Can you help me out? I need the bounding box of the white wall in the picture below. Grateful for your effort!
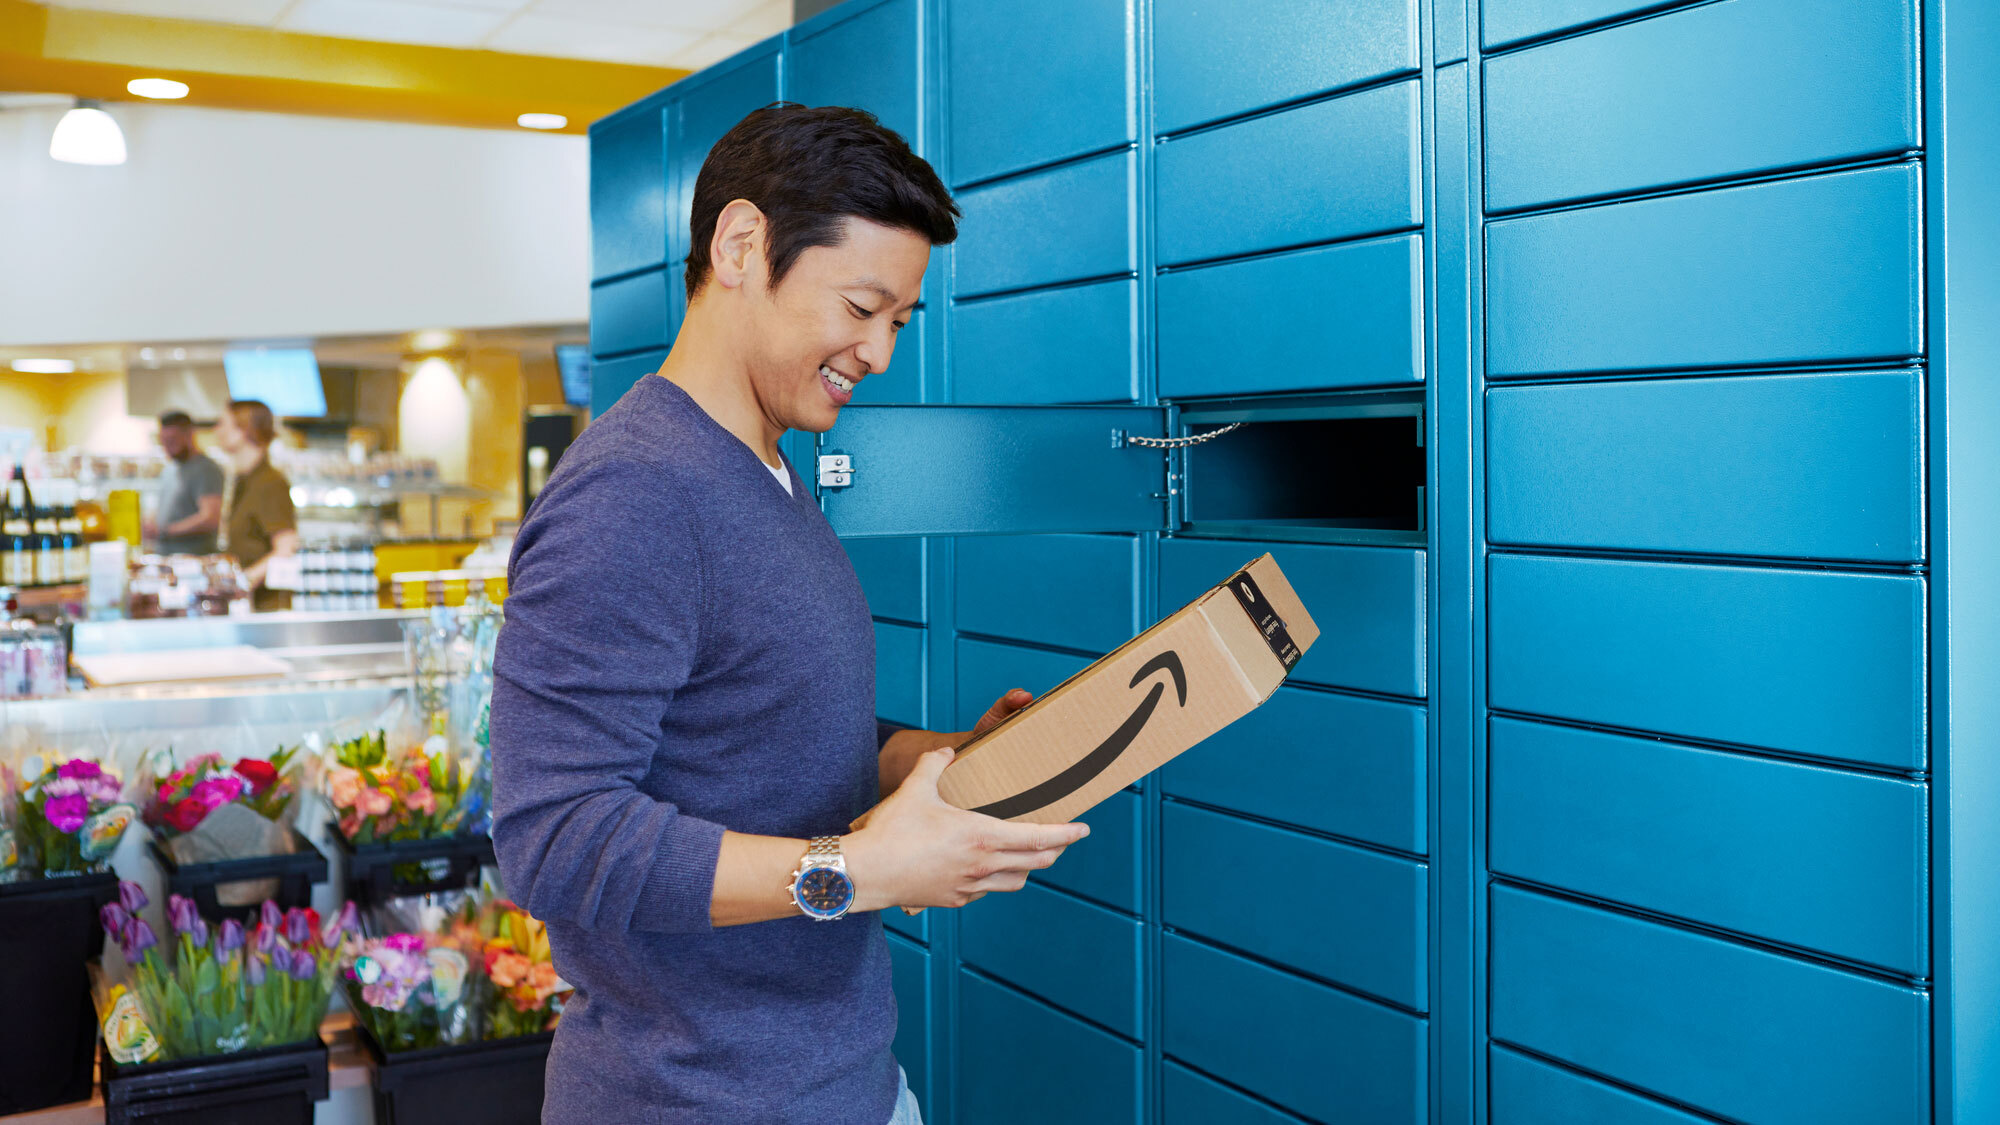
[0,103,589,347]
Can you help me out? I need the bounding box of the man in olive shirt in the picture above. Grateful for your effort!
[215,399,298,611]
[147,411,224,555]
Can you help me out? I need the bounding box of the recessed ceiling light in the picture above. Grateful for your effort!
[127,78,189,100]
[12,358,76,374]
[517,113,567,131]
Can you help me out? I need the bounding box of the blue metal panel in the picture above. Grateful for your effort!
[816,404,1167,538]
[1161,1063,1301,1125]
[1151,0,1418,134]
[953,280,1137,404]
[1486,164,1923,376]
[1489,717,1928,975]
[1487,371,1926,563]
[587,350,664,417]
[857,304,925,405]
[672,48,782,259]
[1162,803,1428,1011]
[1162,934,1427,1122]
[1039,786,1142,912]
[589,270,671,357]
[883,899,927,942]
[874,621,925,727]
[956,971,1141,1125]
[1490,1046,1712,1125]
[955,535,1138,654]
[1157,235,1424,398]
[1162,685,1427,854]
[953,151,1135,298]
[888,934,930,1113]
[1482,0,1697,51]
[944,0,1132,186]
[1484,0,1918,211]
[787,0,920,146]
[954,636,1090,727]
[1489,554,1926,769]
[959,881,1143,1037]
[1158,539,1428,698]
[589,105,667,280]
[1489,886,1930,1124]
[1156,80,1423,266]
[846,537,925,623]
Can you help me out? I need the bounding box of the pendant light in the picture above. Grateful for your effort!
[49,99,126,166]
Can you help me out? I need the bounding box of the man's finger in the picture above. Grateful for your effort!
[901,745,955,791]
[973,688,1033,734]
[985,846,1067,871]
[990,820,1090,850]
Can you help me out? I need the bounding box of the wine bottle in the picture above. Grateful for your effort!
[59,480,86,584]
[2,473,35,588]
[32,484,61,587]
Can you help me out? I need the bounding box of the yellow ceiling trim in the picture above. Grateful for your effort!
[0,0,689,134]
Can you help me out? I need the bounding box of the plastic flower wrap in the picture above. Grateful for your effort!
[343,931,476,1051]
[16,754,135,877]
[91,883,356,1064]
[326,729,475,844]
[143,746,302,838]
[475,900,569,1039]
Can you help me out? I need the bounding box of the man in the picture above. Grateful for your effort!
[490,105,1087,1125]
[212,399,297,611]
[145,410,224,555]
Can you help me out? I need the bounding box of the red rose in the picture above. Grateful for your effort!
[232,759,279,796]
[166,796,208,833]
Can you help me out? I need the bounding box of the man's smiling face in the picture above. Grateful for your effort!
[743,216,929,436]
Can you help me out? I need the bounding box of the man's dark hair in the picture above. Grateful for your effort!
[685,103,959,301]
[158,410,194,429]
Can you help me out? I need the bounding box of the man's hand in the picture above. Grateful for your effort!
[876,688,1034,795]
[845,745,1087,912]
[970,688,1033,737]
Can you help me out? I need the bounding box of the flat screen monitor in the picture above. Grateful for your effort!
[555,344,591,408]
[222,348,327,417]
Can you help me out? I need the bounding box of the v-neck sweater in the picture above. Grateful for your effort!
[490,374,897,1124]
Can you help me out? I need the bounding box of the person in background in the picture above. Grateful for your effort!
[214,399,297,611]
[144,410,224,555]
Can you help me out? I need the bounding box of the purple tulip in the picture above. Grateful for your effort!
[122,917,157,962]
[252,921,277,955]
[118,881,148,914]
[216,918,244,954]
[246,952,266,987]
[167,894,199,936]
[288,948,317,981]
[282,907,312,947]
[260,900,282,931]
[322,900,359,946]
[100,902,130,939]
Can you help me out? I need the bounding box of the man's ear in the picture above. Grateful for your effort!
[710,199,766,293]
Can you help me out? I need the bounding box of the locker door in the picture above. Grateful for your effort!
[813,405,1169,537]
[672,47,782,262]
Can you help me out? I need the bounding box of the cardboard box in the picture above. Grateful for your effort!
[860,553,1317,830]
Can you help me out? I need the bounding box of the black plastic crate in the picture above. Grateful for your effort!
[0,872,118,1113]
[101,1036,329,1125]
[358,1021,552,1125]
[329,828,495,905]
[147,828,329,924]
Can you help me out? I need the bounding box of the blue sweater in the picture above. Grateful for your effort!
[490,375,898,1124]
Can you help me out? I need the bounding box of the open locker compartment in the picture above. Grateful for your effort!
[811,388,1425,547]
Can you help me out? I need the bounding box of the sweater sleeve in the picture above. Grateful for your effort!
[489,456,726,935]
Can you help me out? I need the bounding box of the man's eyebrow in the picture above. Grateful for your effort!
[845,277,918,313]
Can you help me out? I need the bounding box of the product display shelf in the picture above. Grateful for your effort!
[99,1035,328,1125]
[146,827,329,924]
[0,873,120,1115]
[329,828,495,905]
[356,1021,553,1125]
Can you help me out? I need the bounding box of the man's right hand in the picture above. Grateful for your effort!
[844,746,1088,912]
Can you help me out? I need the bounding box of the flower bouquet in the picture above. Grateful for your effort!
[326,730,473,844]
[474,901,569,1040]
[93,882,356,1065]
[14,755,135,878]
[343,932,476,1052]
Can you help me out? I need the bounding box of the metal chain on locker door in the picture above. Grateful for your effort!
[1123,422,1246,448]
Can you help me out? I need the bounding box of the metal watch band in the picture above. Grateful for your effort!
[786,836,852,921]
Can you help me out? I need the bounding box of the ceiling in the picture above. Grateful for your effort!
[37,0,794,71]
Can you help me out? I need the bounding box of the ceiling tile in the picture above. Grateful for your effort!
[281,0,512,46]
[42,0,293,25]
[728,0,791,40]
[524,0,762,33]
[483,13,701,65]
[663,32,756,71]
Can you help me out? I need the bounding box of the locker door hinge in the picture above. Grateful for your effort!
[817,453,852,489]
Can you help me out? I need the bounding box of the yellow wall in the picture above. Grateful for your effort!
[0,359,152,456]
[393,349,521,538]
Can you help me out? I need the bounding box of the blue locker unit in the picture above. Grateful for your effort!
[587,0,2000,1120]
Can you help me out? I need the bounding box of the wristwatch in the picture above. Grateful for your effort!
[788,836,855,921]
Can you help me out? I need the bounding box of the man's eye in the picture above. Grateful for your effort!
[846,300,873,319]
[891,319,906,333]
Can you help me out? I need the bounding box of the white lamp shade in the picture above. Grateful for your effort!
[49,105,126,166]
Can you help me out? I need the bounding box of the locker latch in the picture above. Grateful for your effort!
[817,454,852,489]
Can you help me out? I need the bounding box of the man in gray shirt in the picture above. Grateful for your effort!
[147,411,224,555]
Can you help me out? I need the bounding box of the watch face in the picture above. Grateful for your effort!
[797,866,854,917]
